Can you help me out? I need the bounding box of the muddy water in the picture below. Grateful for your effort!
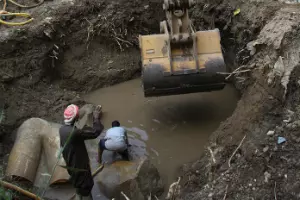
[85,78,239,185]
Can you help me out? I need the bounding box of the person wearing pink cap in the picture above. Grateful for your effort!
[59,104,103,200]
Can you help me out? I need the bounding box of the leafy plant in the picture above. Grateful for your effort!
[0,187,13,200]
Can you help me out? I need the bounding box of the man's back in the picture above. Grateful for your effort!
[104,127,127,151]
[59,125,90,173]
[59,119,103,196]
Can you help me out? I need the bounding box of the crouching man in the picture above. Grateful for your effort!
[98,120,130,164]
[59,104,104,200]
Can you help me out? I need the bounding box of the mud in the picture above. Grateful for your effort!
[85,78,239,185]
[1,0,300,199]
[179,1,300,200]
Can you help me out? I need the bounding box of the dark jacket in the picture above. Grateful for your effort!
[59,117,104,196]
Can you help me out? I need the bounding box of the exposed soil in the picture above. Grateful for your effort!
[1,0,300,199]
[0,0,163,147]
[179,1,300,200]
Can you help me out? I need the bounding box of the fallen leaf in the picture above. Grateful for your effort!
[234,8,241,16]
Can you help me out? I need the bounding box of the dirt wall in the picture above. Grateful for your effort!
[0,0,163,147]
[179,1,300,200]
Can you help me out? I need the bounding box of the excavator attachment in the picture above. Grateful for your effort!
[139,0,226,97]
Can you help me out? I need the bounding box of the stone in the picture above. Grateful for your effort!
[283,118,292,123]
[267,130,275,136]
[264,171,271,183]
[263,146,269,152]
[95,158,164,200]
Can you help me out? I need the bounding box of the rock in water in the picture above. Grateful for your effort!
[95,158,164,200]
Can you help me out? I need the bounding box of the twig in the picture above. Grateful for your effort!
[2,0,7,10]
[274,181,277,200]
[0,70,13,78]
[218,70,251,76]
[173,177,181,200]
[228,135,246,168]
[121,191,130,200]
[0,180,42,200]
[84,18,93,41]
[166,177,181,200]
[225,65,247,80]
[84,18,94,50]
[208,147,216,164]
[223,185,228,200]
[115,38,123,51]
[115,36,133,45]
[154,195,159,200]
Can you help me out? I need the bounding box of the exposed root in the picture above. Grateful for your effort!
[207,147,216,164]
[166,177,181,200]
[98,16,134,51]
[2,0,7,10]
[223,185,228,200]
[148,193,152,200]
[121,191,130,200]
[84,18,94,50]
[274,181,277,200]
[228,135,246,168]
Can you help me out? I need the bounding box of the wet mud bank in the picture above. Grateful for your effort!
[1,0,300,199]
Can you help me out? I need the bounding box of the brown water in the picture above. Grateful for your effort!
[85,78,239,185]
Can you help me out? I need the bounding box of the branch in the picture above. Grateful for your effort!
[274,181,277,200]
[115,36,133,45]
[208,147,216,164]
[228,135,246,168]
[222,185,228,200]
[121,191,130,200]
[166,177,181,200]
[217,65,249,80]
[0,180,42,200]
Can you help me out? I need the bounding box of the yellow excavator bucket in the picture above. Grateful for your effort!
[139,0,226,97]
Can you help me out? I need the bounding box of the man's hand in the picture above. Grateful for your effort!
[93,105,102,119]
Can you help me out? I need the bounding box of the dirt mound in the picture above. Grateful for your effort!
[179,1,300,200]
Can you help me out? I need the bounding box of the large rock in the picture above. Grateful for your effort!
[95,158,164,200]
[80,105,164,199]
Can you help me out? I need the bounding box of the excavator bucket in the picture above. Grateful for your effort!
[139,0,226,97]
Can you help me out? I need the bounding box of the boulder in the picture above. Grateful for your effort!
[95,158,164,200]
